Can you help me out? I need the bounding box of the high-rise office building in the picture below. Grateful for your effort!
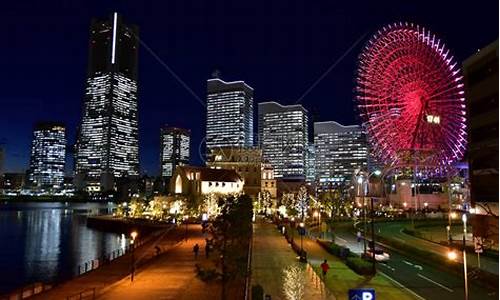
[206,76,254,153]
[75,13,139,192]
[160,126,190,178]
[28,122,66,191]
[258,101,308,179]
[306,144,316,184]
[464,40,499,216]
[314,121,368,189]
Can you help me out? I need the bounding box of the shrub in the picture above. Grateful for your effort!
[251,284,264,300]
[195,263,218,281]
[346,257,374,275]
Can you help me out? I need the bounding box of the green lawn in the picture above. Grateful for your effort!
[310,258,417,300]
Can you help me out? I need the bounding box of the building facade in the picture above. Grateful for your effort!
[28,122,66,191]
[306,144,316,184]
[258,101,308,179]
[206,77,254,154]
[464,40,499,214]
[160,126,190,178]
[207,147,262,197]
[170,166,243,198]
[314,121,368,189]
[463,40,499,246]
[261,162,277,199]
[75,13,139,192]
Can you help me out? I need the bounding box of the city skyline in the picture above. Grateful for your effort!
[0,1,497,175]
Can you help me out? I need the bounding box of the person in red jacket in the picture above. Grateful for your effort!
[320,259,330,278]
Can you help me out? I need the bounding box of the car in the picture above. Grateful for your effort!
[366,248,390,262]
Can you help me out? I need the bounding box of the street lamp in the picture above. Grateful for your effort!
[130,231,138,282]
[447,249,458,260]
[446,213,469,300]
[461,213,469,300]
[299,222,306,262]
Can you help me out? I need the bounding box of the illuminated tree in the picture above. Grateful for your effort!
[282,264,305,300]
[129,197,146,218]
[203,193,221,219]
[295,186,309,220]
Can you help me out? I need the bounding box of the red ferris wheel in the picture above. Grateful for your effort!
[356,22,467,173]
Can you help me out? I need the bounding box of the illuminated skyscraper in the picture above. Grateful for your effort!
[306,144,316,184]
[258,101,308,179]
[314,121,368,189]
[75,12,139,192]
[28,122,66,191]
[160,127,190,178]
[206,76,254,153]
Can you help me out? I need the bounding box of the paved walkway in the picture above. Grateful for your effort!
[98,224,219,300]
[251,219,334,300]
[31,226,182,300]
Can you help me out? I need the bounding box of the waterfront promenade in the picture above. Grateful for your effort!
[30,224,189,300]
[98,224,219,300]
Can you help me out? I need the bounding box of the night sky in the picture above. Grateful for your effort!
[0,0,497,175]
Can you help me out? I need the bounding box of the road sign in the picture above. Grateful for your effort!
[349,288,375,300]
[474,236,483,253]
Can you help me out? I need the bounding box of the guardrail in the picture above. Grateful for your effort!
[0,282,52,300]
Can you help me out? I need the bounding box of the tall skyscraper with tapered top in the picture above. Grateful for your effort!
[75,12,139,193]
[206,75,254,155]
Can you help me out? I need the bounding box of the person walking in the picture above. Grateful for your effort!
[205,242,210,258]
[193,243,199,259]
[320,259,330,278]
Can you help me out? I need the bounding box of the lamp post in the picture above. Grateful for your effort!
[130,231,138,282]
[357,169,381,258]
[299,222,306,262]
[447,213,469,300]
[462,213,469,300]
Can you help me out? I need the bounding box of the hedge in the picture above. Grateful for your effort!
[317,239,374,275]
[345,256,375,276]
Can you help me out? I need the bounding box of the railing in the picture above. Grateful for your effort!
[0,282,52,300]
[76,245,132,276]
[244,229,253,300]
[66,287,96,300]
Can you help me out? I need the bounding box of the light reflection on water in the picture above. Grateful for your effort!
[0,202,125,294]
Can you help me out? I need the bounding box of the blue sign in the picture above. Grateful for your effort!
[348,288,375,300]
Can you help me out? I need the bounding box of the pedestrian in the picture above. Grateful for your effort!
[320,259,330,278]
[205,243,210,258]
[357,231,362,243]
[193,243,199,259]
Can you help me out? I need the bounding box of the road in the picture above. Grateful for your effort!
[376,221,498,275]
[330,225,498,300]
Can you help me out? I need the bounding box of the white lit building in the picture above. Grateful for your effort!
[206,77,254,154]
[170,166,243,197]
[314,121,368,189]
[160,127,190,178]
[28,122,66,191]
[258,101,308,179]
